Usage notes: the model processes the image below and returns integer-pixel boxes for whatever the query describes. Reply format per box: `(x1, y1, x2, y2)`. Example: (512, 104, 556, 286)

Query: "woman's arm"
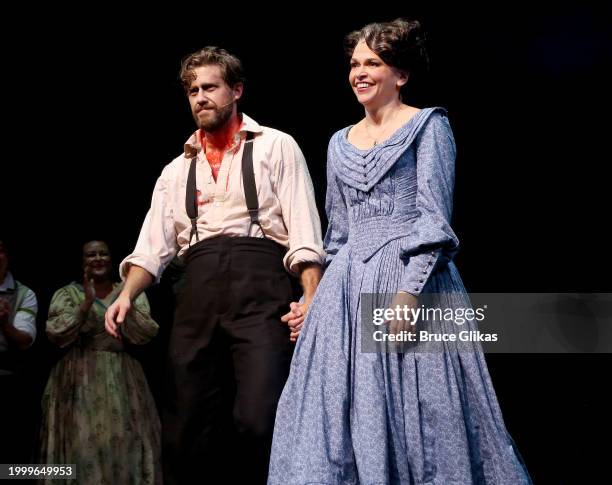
(398, 112, 460, 296)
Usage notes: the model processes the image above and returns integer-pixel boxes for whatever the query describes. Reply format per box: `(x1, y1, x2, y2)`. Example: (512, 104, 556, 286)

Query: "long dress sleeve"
(398, 112, 460, 296)
(323, 142, 349, 270)
(120, 291, 159, 345)
(46, 287, 87, 348)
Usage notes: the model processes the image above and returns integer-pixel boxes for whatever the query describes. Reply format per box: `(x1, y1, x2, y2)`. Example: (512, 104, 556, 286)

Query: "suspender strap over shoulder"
(185, 130, 265, 246)
(186, 156, 199, 246)
(241, 132, 264, 235)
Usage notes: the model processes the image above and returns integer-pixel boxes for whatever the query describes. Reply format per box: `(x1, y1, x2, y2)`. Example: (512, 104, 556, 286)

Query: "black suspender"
(241, 132, 266, 237)
(185, 131, 264, 247)
(186, 153, 199, 246)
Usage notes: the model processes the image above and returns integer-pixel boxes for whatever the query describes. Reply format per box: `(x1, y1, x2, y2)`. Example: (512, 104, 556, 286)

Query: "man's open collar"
(183, 113, 263, 158)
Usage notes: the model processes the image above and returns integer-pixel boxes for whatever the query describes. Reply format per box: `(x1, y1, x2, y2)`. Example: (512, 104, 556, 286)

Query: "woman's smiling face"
(349, 41, 408, 107)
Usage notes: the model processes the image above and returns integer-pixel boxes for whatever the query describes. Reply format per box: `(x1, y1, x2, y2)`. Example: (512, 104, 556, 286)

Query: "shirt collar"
(0, 272, 15, 292)
(183, 113, 263, 159)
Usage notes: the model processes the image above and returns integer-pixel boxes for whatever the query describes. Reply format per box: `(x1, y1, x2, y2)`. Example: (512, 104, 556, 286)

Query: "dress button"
(422, 270, 427, 274)
(414, 287, 419, 292)
(419, 279, 424, 283)
(428, 261, 433, 266)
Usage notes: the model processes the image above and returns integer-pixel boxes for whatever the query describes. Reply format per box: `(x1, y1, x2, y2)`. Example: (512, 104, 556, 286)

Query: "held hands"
(104, 293, 131, 340)
(281, 300, 311, 343)
(280, 292, 417, 343)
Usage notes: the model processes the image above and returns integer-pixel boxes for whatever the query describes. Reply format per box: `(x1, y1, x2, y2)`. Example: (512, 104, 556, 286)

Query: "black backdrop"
(4, 4, 611, 483)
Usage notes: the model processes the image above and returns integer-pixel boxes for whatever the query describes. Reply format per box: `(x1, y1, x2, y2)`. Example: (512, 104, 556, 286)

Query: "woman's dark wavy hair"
(344, 18, 429, 95)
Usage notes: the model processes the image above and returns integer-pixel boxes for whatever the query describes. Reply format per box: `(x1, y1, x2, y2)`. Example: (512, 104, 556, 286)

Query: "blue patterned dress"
(268, 108, 532, 484)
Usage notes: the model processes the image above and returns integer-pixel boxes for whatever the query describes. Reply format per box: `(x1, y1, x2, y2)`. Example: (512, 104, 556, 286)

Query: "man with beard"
(105, 47, 324, 484)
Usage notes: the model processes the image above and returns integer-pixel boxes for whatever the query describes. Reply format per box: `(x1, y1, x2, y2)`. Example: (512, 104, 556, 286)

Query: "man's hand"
(105, 293, 131, 340)
(282, 262, 322, 342)
(104, 265, 154, 340)
(0, 297, 11, 328)
(0, 297, 33, 349)
(281, 300, 311, 343)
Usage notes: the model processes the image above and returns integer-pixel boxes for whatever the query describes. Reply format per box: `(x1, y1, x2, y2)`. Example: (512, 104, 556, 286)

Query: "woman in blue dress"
(269, 19, 532, 484)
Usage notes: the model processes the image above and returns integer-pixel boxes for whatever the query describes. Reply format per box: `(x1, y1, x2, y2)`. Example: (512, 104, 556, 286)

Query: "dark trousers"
(162, 237, 295, 485)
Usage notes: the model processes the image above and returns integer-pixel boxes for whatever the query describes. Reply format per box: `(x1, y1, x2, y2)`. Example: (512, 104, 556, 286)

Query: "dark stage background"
(3, 5, 611, 484)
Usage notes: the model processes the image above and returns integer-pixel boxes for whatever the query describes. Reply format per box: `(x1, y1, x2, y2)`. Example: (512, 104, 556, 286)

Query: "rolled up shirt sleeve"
(398, 112, 460, 296)
(274, 134, 325, 275)
(13, 288, 37, 345)
(119, 165, 179, 284)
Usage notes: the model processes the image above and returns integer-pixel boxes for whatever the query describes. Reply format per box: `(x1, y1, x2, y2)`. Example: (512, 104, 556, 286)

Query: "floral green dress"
(39, 283, 161, 485)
